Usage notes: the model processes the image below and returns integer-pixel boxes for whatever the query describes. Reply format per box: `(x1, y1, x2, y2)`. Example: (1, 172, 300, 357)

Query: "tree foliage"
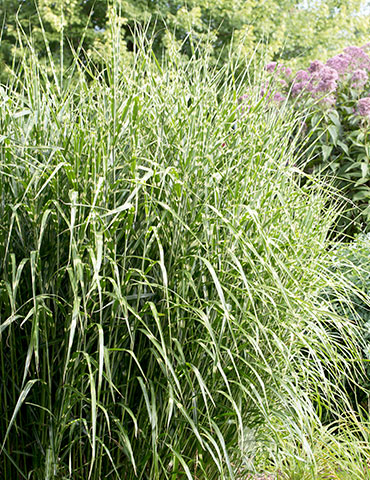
(1, 0, 370, 78)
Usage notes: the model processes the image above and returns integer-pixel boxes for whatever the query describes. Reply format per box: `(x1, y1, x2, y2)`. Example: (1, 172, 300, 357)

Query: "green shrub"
(255, 46, 370, 236)
(326, 234, 370, 394)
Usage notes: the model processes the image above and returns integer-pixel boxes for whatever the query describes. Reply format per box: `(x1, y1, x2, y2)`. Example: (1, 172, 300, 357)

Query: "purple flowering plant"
(258, 46, 370, 234)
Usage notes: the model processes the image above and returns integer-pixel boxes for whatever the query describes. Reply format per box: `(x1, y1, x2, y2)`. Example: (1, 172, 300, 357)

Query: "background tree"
(1, 0, 369, 80)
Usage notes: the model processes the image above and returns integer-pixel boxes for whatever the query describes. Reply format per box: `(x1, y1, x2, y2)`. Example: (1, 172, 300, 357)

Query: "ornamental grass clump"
(0, 29, 369, 479)
(257, 45, 370, 236)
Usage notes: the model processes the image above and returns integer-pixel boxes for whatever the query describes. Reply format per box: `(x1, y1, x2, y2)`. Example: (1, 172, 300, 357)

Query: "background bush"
(259, 45, 370, 237)
(326, 235, 370, 397)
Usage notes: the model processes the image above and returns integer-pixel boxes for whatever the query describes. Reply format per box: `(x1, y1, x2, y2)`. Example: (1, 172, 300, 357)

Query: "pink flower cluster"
(290, 62, 339, 97)
(351, 69, 368, 89)
(261, 62, 292, 103)
(257, 80, 287, 104)
(326, 47, 370, 76)
(357, 97, 370, 117)
(326, 53, 351, 75)
(265, 62, 292, 77)
(261, 44, 370, 111)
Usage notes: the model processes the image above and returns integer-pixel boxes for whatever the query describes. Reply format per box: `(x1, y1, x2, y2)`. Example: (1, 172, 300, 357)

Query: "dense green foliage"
(1, 33, 370, 479)
(328, 234, 370, 392)
(1, 0, 370, 81)
(258, 46, 370, 236)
